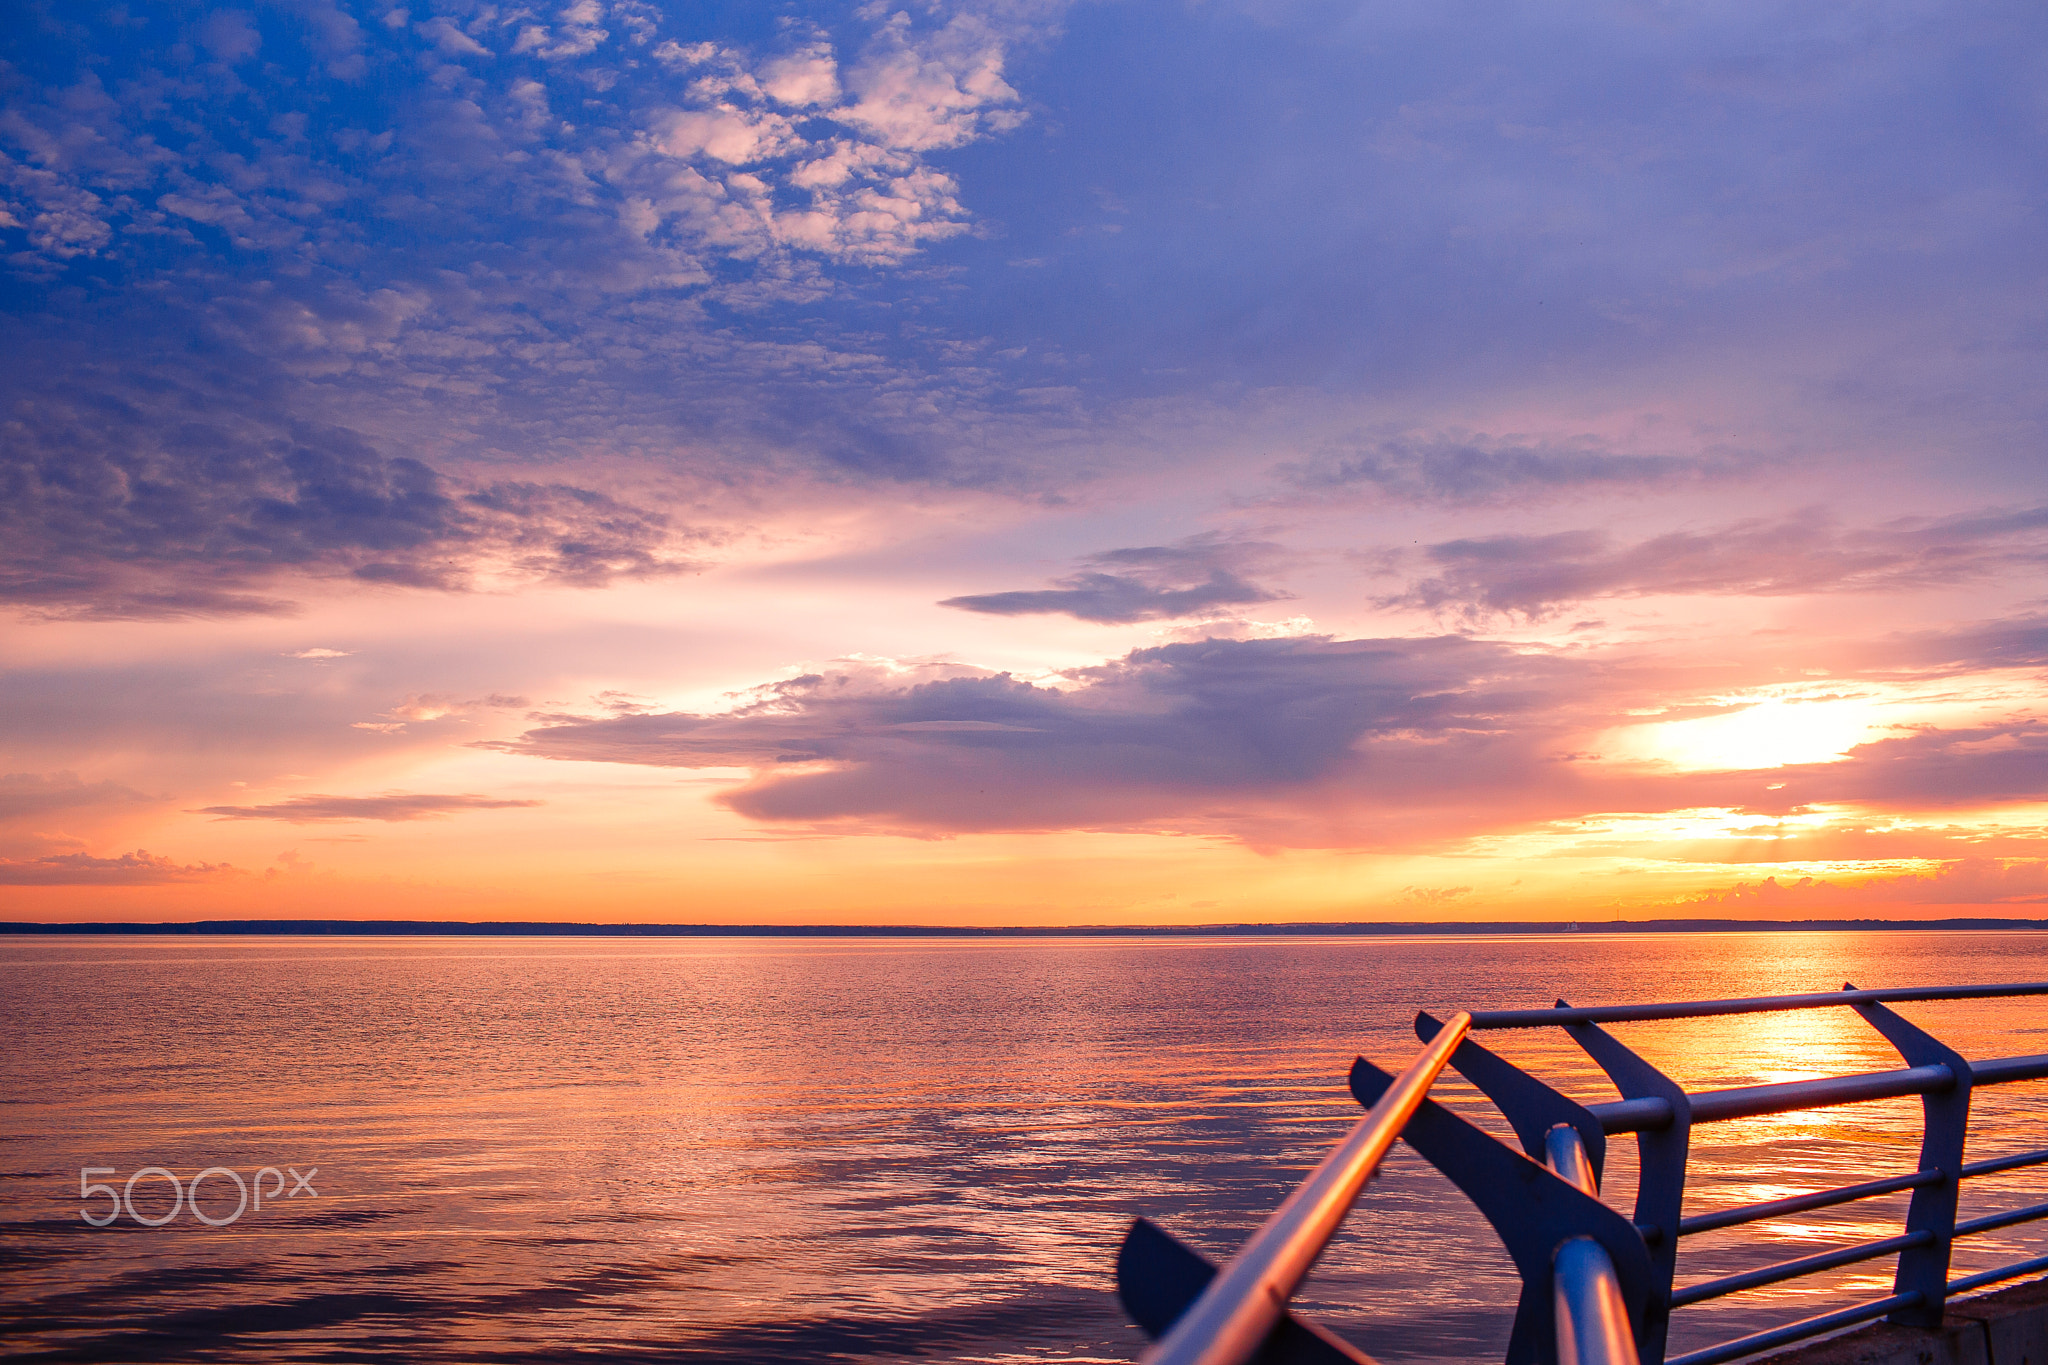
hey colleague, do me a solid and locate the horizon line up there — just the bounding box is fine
[4,916,2047,937]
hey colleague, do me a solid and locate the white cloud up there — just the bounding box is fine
[29,200,112,257]
[759,45,841,108]
[841,10,1023,152]
[0,155,116,260]
[516,0,611,61]
[0,2,1043,288]
[418,16,489,57]
[627,11,1030,268]
[652,40,716,68]
[655,107,799,165]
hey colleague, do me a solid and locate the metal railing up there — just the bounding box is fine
[1130,1011,1474,1365]
[1115,982,2048,1365]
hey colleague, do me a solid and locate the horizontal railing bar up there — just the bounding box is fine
[1590,1068,1947,1133]
[1690,1067,1956,1122]
[1663,1293,1923,1365]
[1677,1170,1942,1237]
[1138,1012,1474,1365]
[1949,1253,2048,1296]
[1669,1231,1931,1308]
[1954,1201,2048,1239]
[1969,1055,2048,1086]
[1593,1097,1675,1133]
[1468,983,2048,1029]
[1587,1054,2048,1135]
[1961,1148,2048,1180]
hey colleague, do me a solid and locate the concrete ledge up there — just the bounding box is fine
[1947,1278,2048,1365]
[1749,1314,1989,1365]
[1754,1280,2048,1365]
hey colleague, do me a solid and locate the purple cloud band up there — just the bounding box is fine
[485,629,2048,846]
[191,793,544,823]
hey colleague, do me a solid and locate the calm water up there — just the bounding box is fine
[2,931,2046,1363]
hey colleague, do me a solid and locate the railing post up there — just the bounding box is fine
[1417,1011,1609,1179]
[1556,1238,1641,1365]
[1349,1060,1654,1365]
[1559,1002,1691,1365]
[1546,1125,1642,1365]
[1845,984,1972,1329]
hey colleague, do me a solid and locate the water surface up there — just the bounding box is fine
[3,930,2045,1362]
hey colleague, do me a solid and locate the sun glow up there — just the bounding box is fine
[1600,670,2042,776]
[1617,695,1885,771]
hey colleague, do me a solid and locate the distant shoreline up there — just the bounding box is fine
[2,917,2045,936]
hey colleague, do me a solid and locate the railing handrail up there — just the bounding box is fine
[1137,1011,1474,1365]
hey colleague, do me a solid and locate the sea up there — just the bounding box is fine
[2,930,2046,1363]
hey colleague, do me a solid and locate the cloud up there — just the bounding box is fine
[481,616,2048,847]
[1562,814,2048,868]
[1,375,697,618]
[9,0,1905,525]
[1868,614,2048,675]
[420,15,492,57]
[1753,722,2048,813]
[484,635,1597,841]
[0,849,236,885]
[1381,506,2048,618]
[190,793,545,823]
[1273,430,1730,503]
[0,0,1079,566]
[839,9,1025,153]
[1659,859,2048,913]
[197,11,263,64]
[1,0,2041,513]
[511,0,611,60]
[621,15,1024,270]
[0,772,157,823]
[940,540,1290,623]
[379,694,530,722]
[286,648,352,659]
[345,693,533,732]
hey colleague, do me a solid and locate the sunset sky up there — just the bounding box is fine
[3,0,2045,924]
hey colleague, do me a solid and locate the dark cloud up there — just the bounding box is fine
[0,368,695,618]
[1381,507,2048,618]
[485,635,1598,842]
[0,771,157,822]
[0,849,236,885]
[1865,615,2048,675]
[1756,722,2048,812]
[190,793,545,823]
[1274,432,1727,503]
[483,625,2048,846]
[940,541,1289,623]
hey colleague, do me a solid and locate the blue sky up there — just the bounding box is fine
[2,0,2046,920]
